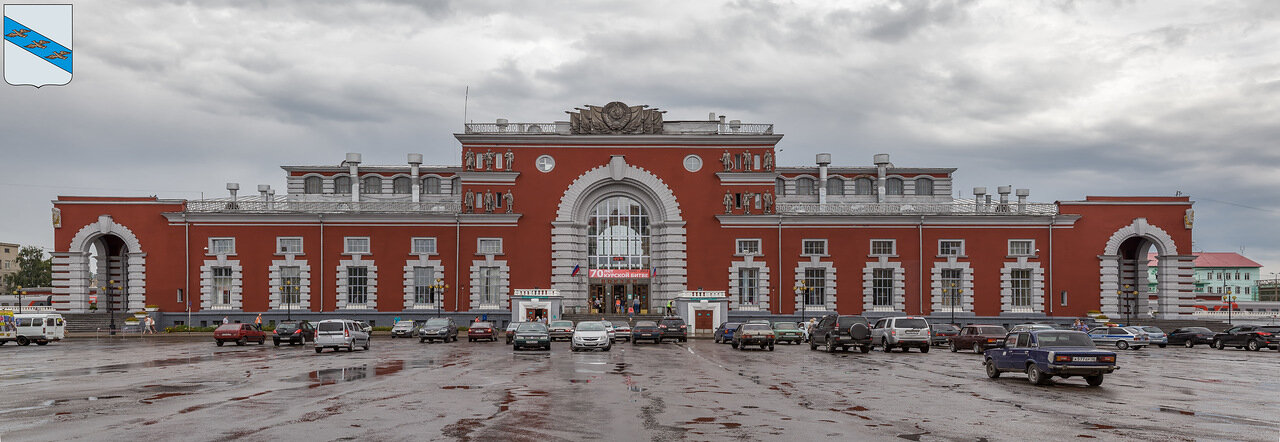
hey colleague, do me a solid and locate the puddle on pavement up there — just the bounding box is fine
[139,392,191,404]
[285,360,405,388]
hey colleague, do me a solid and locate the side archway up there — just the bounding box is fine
[1097,218,1194,319]
[53,215,148,312]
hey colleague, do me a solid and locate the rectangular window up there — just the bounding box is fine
[738,268,759,304]
[280,266,301,305]
[1008,240,1034,256]
[940,268,962,307]
[1245,273,1251,280]
[344,237,370,255]
[277,237,303,254]
[209,238,235,255]
[872,268,894,306]
[736,239,761,255]
[802,239,827,256]
[1011,269,1032,307]
[478,238,503,255]
[347,266,368,305]
[480,266,500,304]
[212,267,233,305]
[803,268,826,306]
[939,240,963,256]
[413,266,435,304]
[412,237,437,255]
[871,239,896,256]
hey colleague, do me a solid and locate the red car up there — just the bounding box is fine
[468,321,497,342]
[214,323,266,346]
[948,324,1008,353]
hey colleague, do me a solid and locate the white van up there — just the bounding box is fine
[14,313,65,346]
[314,319,370,353]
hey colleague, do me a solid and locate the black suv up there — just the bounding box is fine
[1211,324,1280,351]
[659,317,687,342]
[808,314,872,353]
[272,320,314,346]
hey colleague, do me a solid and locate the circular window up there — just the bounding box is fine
[535,155,555,173]
[683,155,703,172]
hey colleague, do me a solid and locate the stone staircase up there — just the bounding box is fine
[62,313,136,333]
[562,313,667,325]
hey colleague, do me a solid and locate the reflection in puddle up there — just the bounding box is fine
[286,360,405,388]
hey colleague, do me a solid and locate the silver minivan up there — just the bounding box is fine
[314,319,370,353]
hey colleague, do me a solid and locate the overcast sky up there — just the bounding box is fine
[2,0,1278,275]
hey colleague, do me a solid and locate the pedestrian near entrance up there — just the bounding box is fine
[628,306,634,319]
[222,316,229,325]
[666,300,674,316]
[144,316,155,334]
[634,298,640,315]
[254,313,263,329]
[615,299,622,314]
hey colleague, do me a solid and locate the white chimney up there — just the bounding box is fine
[226,182,239,199]
[997,185,1012,205]
[345,153,362,202]
[816,153,832,204]
[874,154,891,203]
[1016,188,1030,212]
[973,187,987,212]
[257,184,271,200]
[267,189,276,210]
[408,153,423,203]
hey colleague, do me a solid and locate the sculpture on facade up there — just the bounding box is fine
[742,191,754,215]
[723,191,734,214]
[464,151,475,171]
[464,190,474,212]
[483,189,495,212]
[762,191,774,214]
[504,191,514,213]
[721,150,733,171]
[567,101,665,135]
[763,151,774,172]
[504,150,514,171]
[742,150,752,171]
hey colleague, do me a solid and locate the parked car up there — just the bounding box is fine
[949,324,1008,353]
[314,319,370,353]
[745,319,771,325]
[771,322,805,344]
[1167,326,1215,348]
[1086,326,1149,350]
[732,323,776,351]
[468,321,498,342]
[631,320,663,344]
[512,322,551,351]
[418,317,458,343]
[983,330,1118,386]
[872,316,932,353]
[12,313,65,346]
[549,320,576,341]
[610,321,631,342]
[390,320,418,339]
[571,321,612,352]
[809,314,873,353]
[659,317,687,342]
[713,322,743,344]
[273,320,314,346]
[1136,326,1168,348]
[603,321,617,342]
[1211,325,1280,351]
[213,323,266,347]
[930,323,960,346]
[355,321,373,335]
[1009,323,1056,333]
[505,322,521,344]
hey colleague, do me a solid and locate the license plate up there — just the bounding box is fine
[1073,357,1096,362]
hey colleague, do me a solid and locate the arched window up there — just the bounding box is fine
[362,176,382,194]
[826,177,844,196]
[303,176,322,194]
[914,177,934,196]
[796,177,815,196]
[392,177,411,194]
[775,178,786,196]
[854,177,873,195]
[333,176,351,194]
[587,196,650,270]
[422,177,441,194]
[886,178,904,195]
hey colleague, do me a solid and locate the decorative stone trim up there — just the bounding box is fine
[862,257,905,313]
[728,255,770,311]
[334,256,377,310]
[201,256,243,311]
[268,256,311,311]
[1097,218,1192,318]
[403,257,444,310]
[1001,258,1044,314]
[57,215,148,312]
[929,260,974,314]
[470,257,509,310]
[795,258,837,312]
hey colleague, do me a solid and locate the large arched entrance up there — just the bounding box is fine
[586,195,652,313]
[1099,218,1194,320]
[53,215,147,313]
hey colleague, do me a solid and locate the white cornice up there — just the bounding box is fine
[715,214,1080,226]
[457,171,520,183]
[54,199,185,205]
[716,172,779,184]
[1058,200,1192,206]
[454,133,783,146]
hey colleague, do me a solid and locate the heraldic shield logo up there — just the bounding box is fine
[4,4,72,87]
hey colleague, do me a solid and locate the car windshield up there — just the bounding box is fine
[896,319,928,329]
[635,321,657,327]
[1036,332,1095,348]
[550,321,574,328]
[318,322,344,332]
[471,322,492,328]
[1140,326,1164,333]
[516,323,548,333]
[741,324,771,331]
[425,319,450,326]
[395,321,414,327]
[978,326,1007,334]
[577,322,606,331]
[773,322,800,330]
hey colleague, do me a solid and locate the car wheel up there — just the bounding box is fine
[949,342,958,352]
[1213,339,1224,350]
[236,338,246,346]
[657,338,663,344]
[1247,339,1261,351]
[731,342,738,349]
[985,359,1000,379]
[363,341,370,351]
[920,345,930,354]
[809,338,818,351]
[973,343,983,353]
[713,336,720,344]
[1115,340,1129,350]
[631,340,637,346]
[273,339,280,347]
[469,338,474,342]
[1026,364,1050,385]
[348,342,355,352]
[1157,344,1166,348]
[315,347,323,353]
[1184,340,1194,348]
[860,344,872,353]
[826,336,837,353]
[604,345,611,352]
[216,340,224,347]
[769,344,775,351]
[882,339,892,353]
[420,337,426,343]
[841,346,849,352]
[1085,374,1104,386]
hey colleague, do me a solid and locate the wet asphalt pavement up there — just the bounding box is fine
[1,336,1278,441]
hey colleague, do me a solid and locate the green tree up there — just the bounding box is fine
[2,246,52,293]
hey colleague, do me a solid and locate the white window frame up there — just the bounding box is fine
[801,239,827,256]
[279,266,301,305]
[739,268,759,304]
[477,238,503,255]
[413,266,435,305]
[212,266,234,305]
[803,268,826,306]
[736,239,761,256]
[870,239,896,257]
[276,237,303,255]
[683,155,703,172]
[1008,239,1035,257]
[480,266,500,304]
[344,237,371,255]
[208,238,236,256]
[939,239,964,257]
[1010,269,1033,307]
[411,237,437,255]
[347,266,369,305]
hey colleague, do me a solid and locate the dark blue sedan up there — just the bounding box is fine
[984,330,1118,386]
[713,322,742,344]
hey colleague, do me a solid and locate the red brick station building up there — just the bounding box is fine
[50,102,1197,331]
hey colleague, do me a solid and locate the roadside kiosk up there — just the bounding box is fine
[511,289,563,323]
[0,310,15,345]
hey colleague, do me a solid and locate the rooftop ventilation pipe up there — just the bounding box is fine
[345,153,361,202]
[409,153,423,203]
[973,187,987,212]
[874,154,891,203]
[1016,188,1029,213]
[997,186,1012,212]
[226,182,239,199]
[816,153,832,204]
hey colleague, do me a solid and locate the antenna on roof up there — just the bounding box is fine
[463,86,470,125]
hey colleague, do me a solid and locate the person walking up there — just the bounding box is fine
[615,299,622,315]
[254,313,263,329]
[666,299,674,316]
[143,316,155,334]
[222,316,229,325]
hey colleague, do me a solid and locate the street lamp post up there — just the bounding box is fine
[104,280,119,335]
[432,278,449,318]
[948,283,964,327]
[793,281,808,336]
[1116,284,1135,326]
[11,286,23,314]
[282,280,294,320]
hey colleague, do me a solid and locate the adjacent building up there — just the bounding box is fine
[1150,252,1262,302]
[0,242,19,282]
